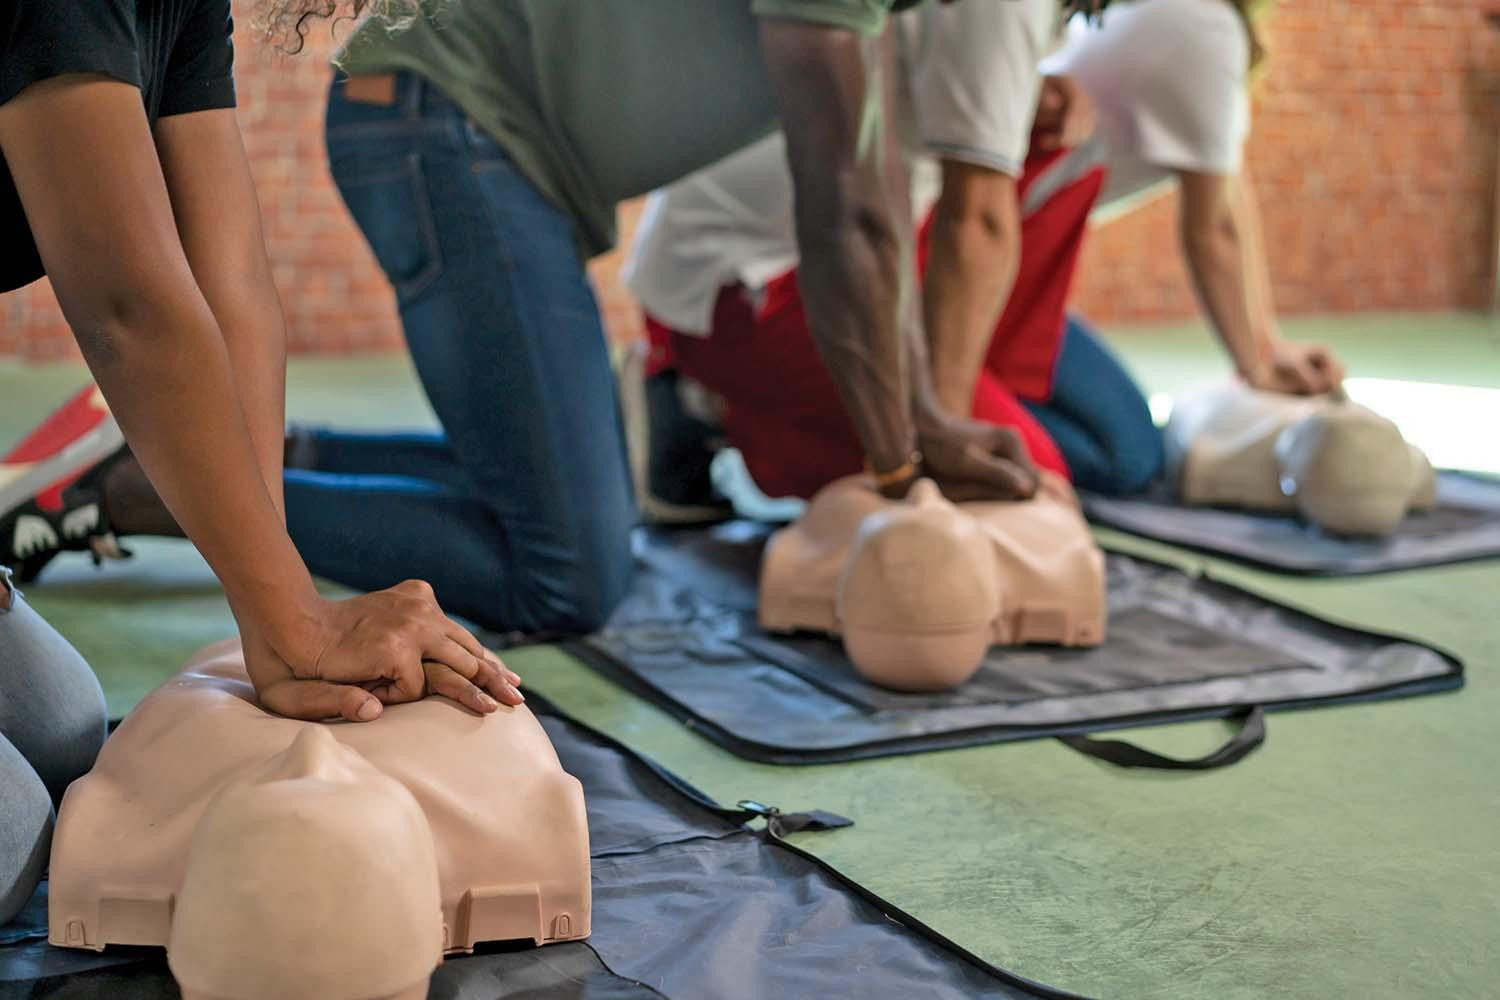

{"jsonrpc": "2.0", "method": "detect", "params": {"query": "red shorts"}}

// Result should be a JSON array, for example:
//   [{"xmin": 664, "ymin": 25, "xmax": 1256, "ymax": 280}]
[{"xmin": 644, "ymin": 145, "xmax": 1104, "ymax": 500}]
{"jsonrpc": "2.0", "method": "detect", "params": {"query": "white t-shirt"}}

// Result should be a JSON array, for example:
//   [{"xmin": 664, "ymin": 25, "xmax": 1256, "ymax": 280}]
[
  {"xmin": 1042, "ymin": 0, "xmax": 1251, "ymax": 218},
  {"xmin": 625, "ymin": 0, "xmax": 1057, "ymax": 335}
]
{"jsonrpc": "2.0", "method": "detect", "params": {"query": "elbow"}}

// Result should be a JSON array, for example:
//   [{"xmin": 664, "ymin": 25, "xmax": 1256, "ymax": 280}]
[
  {"xmin": 931, "ymin": 166, "xmax": 1020, "ymax": 269},
  {"xmin": 795, "ymin": 182, "xmax": 902, "ymax": 284},
  {"xmin": 58, "ymin": 270, "xmax": 208, "ymax": 369},
  {"xmin": 932, "ymin": 192, "xmax": 1020, "ymax": 263},
  {"xmin": 1180, "ymin": 220, "xmax": 1234, "ymax": 268}
]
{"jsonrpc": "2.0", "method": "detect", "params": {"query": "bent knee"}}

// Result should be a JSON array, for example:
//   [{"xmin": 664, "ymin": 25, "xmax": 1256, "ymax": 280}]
[
  {"xmin": 1104, "ymin": 431, "xmax": 1165, "ymax": 495},
  {"xmin": 516, "ymin": 533, "xmax": 635, "ymax": 634},
  {"xmin": 0, "ymin": 742, "xmax": 53, "ymax": 925}
]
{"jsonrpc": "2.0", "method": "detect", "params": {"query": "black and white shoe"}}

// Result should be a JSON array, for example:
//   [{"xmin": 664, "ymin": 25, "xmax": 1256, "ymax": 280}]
[{"xmin": 0, "ymin": 385, "xmax": 131, "ymax": 581}]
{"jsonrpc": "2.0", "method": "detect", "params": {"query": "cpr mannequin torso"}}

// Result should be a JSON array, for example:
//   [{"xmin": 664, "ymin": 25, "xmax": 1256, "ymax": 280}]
[
  {"xmin": 49, "ymin": 641, "xmax": 590, "ymax": 1000},
  {"xmin": 1166, "ymin": 383, "xmax": 1436, "ymax": 536},
  {"xmin": 760, "ymin": 475, "xmax": 1106, "ymax": 691}
]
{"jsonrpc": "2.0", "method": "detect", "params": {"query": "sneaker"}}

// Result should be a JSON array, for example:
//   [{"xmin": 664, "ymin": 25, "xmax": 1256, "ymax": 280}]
[
  {"xmin": 617, "ymin": 339, "xmax": 735, "ymax": 524},
  {"xmin": 0, "ymin": 385, "xmax": 130, "ymax": 581}
]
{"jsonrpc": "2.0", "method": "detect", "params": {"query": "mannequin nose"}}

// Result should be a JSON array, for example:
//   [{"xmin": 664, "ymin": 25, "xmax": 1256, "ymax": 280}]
[
  {"xmin": 265, "ymin": 725, "xmax": 356, "ymax": 783},
  {"xmin": 904, "ymin": 478, "xmax": 945, "ymax": 507}
]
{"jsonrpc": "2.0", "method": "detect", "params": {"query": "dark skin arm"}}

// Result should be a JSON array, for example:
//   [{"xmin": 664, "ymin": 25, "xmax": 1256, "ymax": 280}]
[
  {"xmin": 758, "ymin": 20, "xmax": 1036, "ymax": 501},
  {"xmin": 0, "ymin": 77, "xmax": 520, "ymax": 720}
]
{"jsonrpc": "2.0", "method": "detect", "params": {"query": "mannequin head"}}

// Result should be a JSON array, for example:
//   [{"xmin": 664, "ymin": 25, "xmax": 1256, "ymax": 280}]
[
  {"xmin": 838, "ymin": 480, "xmax": 1001, "ymax": 691},
  {"xmin": 168, "ymin": 727, "xmax": 442, "ymax": 1000},
  {"xmin": 760, "ymin": 474, "xmax": 1106, "ymax": 692},
  {"xmin": 1275, "ymin": 403, "xmax": 1420, "ymax": 536},
  {"xmin": 1168, "ymin": 384, "xmax": 1437, "ymax": 536}
]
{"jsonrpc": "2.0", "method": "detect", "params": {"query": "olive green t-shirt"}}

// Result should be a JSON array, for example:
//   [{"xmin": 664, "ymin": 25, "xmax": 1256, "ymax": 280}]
[{"xmin": 338, "ymin": 0, "xmax": 890, "ymax": 258}]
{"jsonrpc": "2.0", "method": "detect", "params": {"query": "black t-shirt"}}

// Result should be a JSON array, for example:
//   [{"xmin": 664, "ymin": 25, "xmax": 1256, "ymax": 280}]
[{"xmin": 0, "ymin": 0, "xmax": 236, "ymax": 293}]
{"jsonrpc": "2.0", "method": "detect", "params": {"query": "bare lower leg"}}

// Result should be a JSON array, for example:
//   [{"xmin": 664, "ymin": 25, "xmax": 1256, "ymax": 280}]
[
  {"xmin": 101, "ymin": 454, "xmax": 186, "ymax": 538},
  {"xmin": 102, "ymin": 430, "xmax": 309, "ymax": 538}
]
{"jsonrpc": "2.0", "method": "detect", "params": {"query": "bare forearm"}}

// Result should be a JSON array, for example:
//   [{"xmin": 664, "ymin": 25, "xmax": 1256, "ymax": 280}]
[
  {"xmin": 156, "ymin": 113, "xmax": 288, "ymax": 517},
  {"xmin": 761, "ymin": 20, "xmax": 914, "ymax": 473},
  {"xmin": 1182, "ymin": 224, "xmax": 1261, "ymax": 375},
  {"xmin": 797, "ymin": 215, "xmax": 914, "ymax": 471},
  {"xmin": 200, "ymin": 286, "xmax": 288, "ymax": 518},
  {"xmin": 924, "ymin": 176, "xmax": 1021, "ymax": 416},
  {"xmin": 78, "ymin": 299, "xmax": 317, "ymax": 635},
  {"xmin": 1229, "ymin": 168, "xmax": 1278, "ymax": 342}
]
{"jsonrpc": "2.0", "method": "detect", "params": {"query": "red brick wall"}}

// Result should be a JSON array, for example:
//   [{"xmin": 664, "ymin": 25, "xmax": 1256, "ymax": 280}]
[
  {"xmin": 3, "ymin": 0, "xmax": 1497, "ymax": 360},
  {"xmin": 1072, "ymin": 0, "xmax": 1500, "ymax": 321}
]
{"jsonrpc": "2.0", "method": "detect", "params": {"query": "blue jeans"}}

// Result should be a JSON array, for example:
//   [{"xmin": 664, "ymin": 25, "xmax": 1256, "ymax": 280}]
[
  {"xmin": 301, "ymin": 73, "xmax": 636, "ymax": 633},
  {"xmin": 1022, "ymin": 316, "xmax": 1164, "ymax": 495}
]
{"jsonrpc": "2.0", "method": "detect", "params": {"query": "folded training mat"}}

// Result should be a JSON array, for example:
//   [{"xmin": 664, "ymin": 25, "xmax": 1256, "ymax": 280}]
[
  {"xmin": 1080, "ymin": 471, "xmax": 1500, "ymax": 576},
  {"xmin": 567, "ymin": 523, "xmax": 1462, "ymax": 766},
  {"xmin": 0, "ymin": 696, "xmax": 1077, "ymax": 1000}
]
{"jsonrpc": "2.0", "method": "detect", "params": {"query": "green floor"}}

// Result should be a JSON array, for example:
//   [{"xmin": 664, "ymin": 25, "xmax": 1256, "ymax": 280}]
[{"xmin": 4, "ymin": 313, "xmax": 1498, "ymax": 999}]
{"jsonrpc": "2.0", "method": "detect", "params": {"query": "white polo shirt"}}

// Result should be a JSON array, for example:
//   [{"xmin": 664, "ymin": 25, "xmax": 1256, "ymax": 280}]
[
  {"xmin": 625, "ymin": 0, "xmax": 1058, "ymax": 336},
  {"xmin": 1043, "ymin": 0, "xmax": 1252, "ymax": 219}
]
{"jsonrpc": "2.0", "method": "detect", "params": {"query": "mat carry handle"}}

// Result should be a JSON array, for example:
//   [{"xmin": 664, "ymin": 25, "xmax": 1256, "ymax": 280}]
[{"xmin": 1056, "ymin": 704, "xmax": 1266, "ymax": 770}]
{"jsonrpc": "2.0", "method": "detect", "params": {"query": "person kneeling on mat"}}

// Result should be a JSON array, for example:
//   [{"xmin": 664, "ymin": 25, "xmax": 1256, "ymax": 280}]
[
  {"xmin": 1014, "ymin": 0, "xmax": 1347, "ymax": 493},
  {"xmin": 625, "ymin": 0, "xmax": 1070, "ymax": 513},
  {"xmin": 2, "ymin": 0, "xmax": 1100, "ymax": 636}
]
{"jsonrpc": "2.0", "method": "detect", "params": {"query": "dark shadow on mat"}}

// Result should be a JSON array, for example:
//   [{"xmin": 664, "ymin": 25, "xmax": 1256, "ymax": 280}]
[
  {"xmin": 1081, "ymin": 471, "xmax": 1500, "ymax": 576},
  {"xmin": 567, "ymin": 523, "xmax": 1462, "ymax": 765},
  {"xmin": 0, "ymin": 697, "xmax": 1084, "ymax": 1000}
]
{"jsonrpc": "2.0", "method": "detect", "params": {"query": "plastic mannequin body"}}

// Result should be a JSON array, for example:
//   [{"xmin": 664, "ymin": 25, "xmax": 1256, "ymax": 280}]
[
  {"xmin": 1165, "ymin": 383, "xmax": 1436, "ymax": 536},
  {"xmin": 49, "ymin": 641, "xmax": 590, "ymax": 999},
  {"xmin": 761, "ymin": 474, "xmax": 1106, "ymax": 691}
]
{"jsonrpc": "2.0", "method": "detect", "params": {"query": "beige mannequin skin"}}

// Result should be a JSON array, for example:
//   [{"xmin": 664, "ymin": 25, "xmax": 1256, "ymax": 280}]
[
  {"xmin": 50, "ymin": 641, "xmax": 590, "ymax": 997},
  {"xmin": 169, "ymin": 727, "xmax": 443, "ymax": 1000},
  {"xmin": 761, "ymin": 474, "xmax": 1106, "ymax": 692},
  {"xmin": 1166, "ymin": 383, "xmax": 1436, "ymax": 536}
]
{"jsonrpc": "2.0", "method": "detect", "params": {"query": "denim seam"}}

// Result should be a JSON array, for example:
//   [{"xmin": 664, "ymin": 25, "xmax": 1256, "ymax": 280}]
[
  {"xmin": 325, "ymin": 120, "xmax": 454, "ymax": 143},
  {"xmin": 399, "ymin": 154, "xmax": 445, "ymax": 304},
  {"xmin": 333, "ymin": 153, "xmax": 446, "ymax": 305}
]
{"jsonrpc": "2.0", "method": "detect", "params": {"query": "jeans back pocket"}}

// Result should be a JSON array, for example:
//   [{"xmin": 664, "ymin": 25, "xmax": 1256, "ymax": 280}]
[{"xmin": 330, "ymin": 152, "xmax": 444, "ymax": 307}]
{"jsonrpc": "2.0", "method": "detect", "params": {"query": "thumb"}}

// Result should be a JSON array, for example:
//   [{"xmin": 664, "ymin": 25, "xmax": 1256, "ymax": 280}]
[{"xmin": 260, "ymin": 678, "xmax": 383, "ymax": 723}]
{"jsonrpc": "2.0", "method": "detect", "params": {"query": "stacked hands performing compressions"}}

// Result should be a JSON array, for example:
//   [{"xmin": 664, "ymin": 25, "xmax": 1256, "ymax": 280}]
[
  {"xmin": 242, "ymin": 580, "xmax": 523, "ymax": 725},
  {"xmin": 1244, "ymin": 337, "xmax": 1346, "ymax": 397},
  {"xmin": 913, "ymin": 407, "xmax": 1043, "ymax": 503}
]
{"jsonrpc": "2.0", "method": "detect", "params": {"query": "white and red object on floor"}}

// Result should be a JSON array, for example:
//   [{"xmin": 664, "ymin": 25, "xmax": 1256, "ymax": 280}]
[{"xmin": 0, "ymin": 385, "xmax": 128, "ymax": 580}]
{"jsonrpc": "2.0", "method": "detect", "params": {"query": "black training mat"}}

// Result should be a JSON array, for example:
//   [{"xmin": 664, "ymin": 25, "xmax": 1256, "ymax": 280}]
[
  {"xmin": 566, "ymin": 523, "xmax": 1462, "ymax": 766},
  {"xmin": 1081, "ymin": 471, "xmax": 1500, "ymax": 576},
  {"xmin": 0, "ymin": 698, "xmax": 1078, "ymax": 1000}
]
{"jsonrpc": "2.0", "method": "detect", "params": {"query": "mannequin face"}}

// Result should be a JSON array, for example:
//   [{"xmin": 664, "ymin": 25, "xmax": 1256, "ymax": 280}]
[
  {"xmin": 839, "ymin": 480, "xmax": 1002, "ymax": 691},
  {"xmin": 1275, "ymin": 403, "xmax": 1415, "ymax": 536},
  {"xmin": 169, "ymin": 727, "xmax": 443, "ymax": 1000},
  {"xmin": 760, "ymin": 475, "xmax": 1106, "ymax": 692}
]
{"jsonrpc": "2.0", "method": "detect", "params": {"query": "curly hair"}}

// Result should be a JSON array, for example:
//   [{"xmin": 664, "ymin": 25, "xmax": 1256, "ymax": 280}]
[{"xmin": 257, "ymin": 1, "xmax": 418, "ymax": 53}]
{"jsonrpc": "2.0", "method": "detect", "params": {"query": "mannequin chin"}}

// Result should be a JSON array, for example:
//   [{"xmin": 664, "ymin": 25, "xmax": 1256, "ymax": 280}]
[
  {"xmin": 169, "ymin": 728, "xmax": 443, "ymax": 1000},
  {"xmin": 49, "ymin": 642, "xmax": 591, "ymax": 995},
  {"xmin": 761, "ymin": 474, "xmax": 1106, "ymax": 692},
  {"xmin": 1167, "ymin": 383, "xmax": 1435, "ymax": 537}
]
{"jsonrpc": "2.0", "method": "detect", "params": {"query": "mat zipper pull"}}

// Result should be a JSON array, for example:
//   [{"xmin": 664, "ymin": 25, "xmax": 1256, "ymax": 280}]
[{"xmin": 736, "ymin": 800, "xmax": 853, "ymax": 838}]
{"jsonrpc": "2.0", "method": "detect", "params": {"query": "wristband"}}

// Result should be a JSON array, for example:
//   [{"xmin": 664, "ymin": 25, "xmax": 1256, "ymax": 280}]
[{"xmin": 866, "ymin": 451, "xmax": 923, "ymax": 489}]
